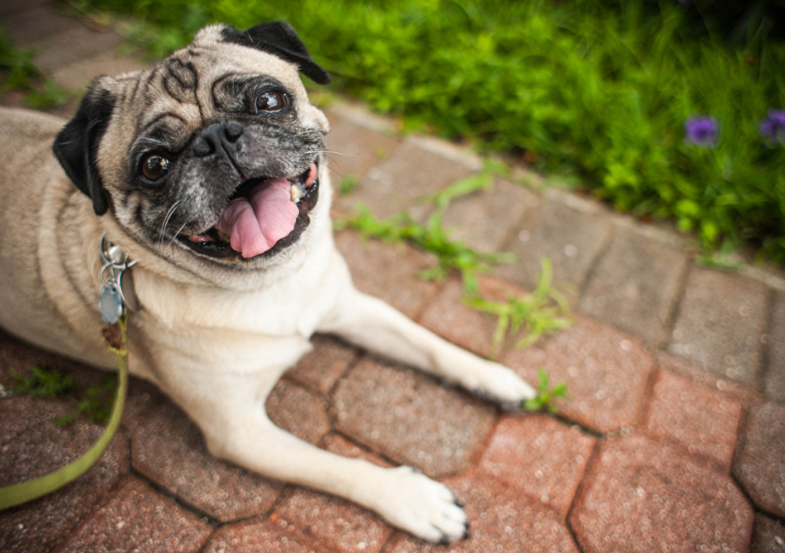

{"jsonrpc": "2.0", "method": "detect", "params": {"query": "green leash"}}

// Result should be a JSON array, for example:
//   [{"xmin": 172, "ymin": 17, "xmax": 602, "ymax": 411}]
[{"xmin": 0, "ymin": 316, "xmax": 129, "ymax": 510}]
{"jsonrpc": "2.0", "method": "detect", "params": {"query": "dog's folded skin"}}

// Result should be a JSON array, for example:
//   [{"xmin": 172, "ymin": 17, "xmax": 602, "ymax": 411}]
[{"xmin": 0, "ymin": 21, "xmax": 535, "ymax": 544}]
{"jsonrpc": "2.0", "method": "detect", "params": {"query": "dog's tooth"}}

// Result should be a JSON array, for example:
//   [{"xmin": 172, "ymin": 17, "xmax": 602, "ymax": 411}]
[
  {"xmin": 216, "ymin": 229, "xmax": 230, "ymax": 242},
  {"xmin": 290, "ymin": 183, "xmax": 303, "ymax": 203}
]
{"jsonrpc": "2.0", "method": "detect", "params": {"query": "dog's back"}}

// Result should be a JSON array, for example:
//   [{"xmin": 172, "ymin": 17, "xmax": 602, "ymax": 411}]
[{"xmin": 0, "ymin": 107, "xmax": 107, "ymax": 364}]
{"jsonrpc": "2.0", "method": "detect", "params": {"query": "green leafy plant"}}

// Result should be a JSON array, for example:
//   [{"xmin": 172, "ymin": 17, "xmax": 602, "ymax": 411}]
[
  {"xmin": 11, "ymin": 365, "xmax": 76, "ymax": 398},
  {"xmin": 11, "ymin": 365, "xmax": 117, "ymax": 426},
  {"xmin": 523, "ymin": 368, "xmax": 568, "ymax": 414}
]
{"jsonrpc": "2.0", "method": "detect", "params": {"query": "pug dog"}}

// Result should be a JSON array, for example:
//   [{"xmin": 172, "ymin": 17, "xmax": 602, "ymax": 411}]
[{"xmin": 0, "ymin": 22, "xmax": 535, "ymax": 543}]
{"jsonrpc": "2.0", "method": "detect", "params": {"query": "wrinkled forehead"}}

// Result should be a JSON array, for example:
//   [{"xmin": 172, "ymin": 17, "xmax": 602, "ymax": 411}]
[{"xmin": 113, "ymin": 40, "xmax": 308, "ymax": 135}]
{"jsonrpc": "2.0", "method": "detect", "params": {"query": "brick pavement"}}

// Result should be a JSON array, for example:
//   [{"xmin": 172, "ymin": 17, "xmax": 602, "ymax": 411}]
[{"xmin": 1, "ymin": 4, "xmax": 785, "ymax": 552}]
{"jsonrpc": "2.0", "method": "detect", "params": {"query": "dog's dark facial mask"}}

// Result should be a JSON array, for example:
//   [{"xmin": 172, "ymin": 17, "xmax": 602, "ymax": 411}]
[{"xmin": 53, "ymin": 21, "xmax": 331, "ymax": 265}]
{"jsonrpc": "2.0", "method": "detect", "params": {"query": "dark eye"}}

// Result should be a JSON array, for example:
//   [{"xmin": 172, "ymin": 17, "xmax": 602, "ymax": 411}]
[
  {"xmin": 140, "ymin": 153, "xmax": 170, "ymax": 183},
  {"xmin": 255, "ymin": 90, "xmax": 287, "ymax": 113}
]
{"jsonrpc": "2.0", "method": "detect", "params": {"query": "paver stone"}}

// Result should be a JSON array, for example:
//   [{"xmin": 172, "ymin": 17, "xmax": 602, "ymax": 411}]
[
  {"xmin": 643, "ymin": 369, "xmax": 742, "ymax": 471},
  {"xmin": 56, "ymin": 477, "xmax": 212, "ymax": 553},
  {"xmin": 0, "ymin": 396, "xmax": 129, "ymax": 553},
  {"xmin": 570, "ymin": 433, "xmax": 754, "ymax": 553},
  {"xmin": 332, "ymin": 356, "xmax": 495, "ymax": 476},
  {"xmin": 273, "ymin": 434, "xmax": 393, "ymax": 553},
  {"xmin": 386, "ymin": 470, "xmax": 579, "ymax": 553},
  {"xmin": 579, "ymin": 231, "xmax": 687, "ymax": 344},
  {"xmin": 733, "ymin": 401, "xmax": 785, "ymax": 518},
  {"xmin": 669, "ymin": 266, "xmax": 768, "ymax": 385},
  {"xmin": 503, "ymin": 316, "xmax": 653, "ymax": 433}
]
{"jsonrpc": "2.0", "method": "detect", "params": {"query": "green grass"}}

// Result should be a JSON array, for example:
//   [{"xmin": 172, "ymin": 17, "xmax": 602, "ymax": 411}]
[
  {"xmin": 68, "ymin": 0, "xmax": 785, "ymax": 264},
  {"xmin": 0, "ymin": 27, "xmax": 72, "ymax": 109}
]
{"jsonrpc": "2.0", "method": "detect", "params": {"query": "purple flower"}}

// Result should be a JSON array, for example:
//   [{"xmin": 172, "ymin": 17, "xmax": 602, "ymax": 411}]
[
  {"xmin": 684, "ymin": 116, "xmax": 719, "ymax": 147},
  {"xmin": 760, "ymin": 109, "xmax": 785, "ymax": 145}
]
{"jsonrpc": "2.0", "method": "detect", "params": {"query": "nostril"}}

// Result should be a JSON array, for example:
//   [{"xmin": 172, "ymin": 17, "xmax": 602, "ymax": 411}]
[
  {"xmin": 225, "ymin": 123, "xmax": 244, "ymax": 142},
  {"xmin": 193, "ymin": 136, "xmax": 214, "ymax": 157}
]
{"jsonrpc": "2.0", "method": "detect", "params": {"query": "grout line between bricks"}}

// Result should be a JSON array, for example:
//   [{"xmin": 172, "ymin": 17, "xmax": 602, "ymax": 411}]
[
  {"xmin": 657, "ymin": 254, "xmax": 693, "ymax": 351},
  {"xmin": 575, "ymin": 225, "xmax": 614, "ymax": 301},
  {"xmin": 659, "ymin": 260, "xmax": 695, "ymax": 355},
  {"xmin": 47, "ymin": 466, "xmax": 131, "ymax": 553},
  {"xmin": 754, "ymin": 287, "xmax": 778, "ymax": 396},
  {"xmin": 128, "ymin": 469, "xmax": 223, "ymax": 529},
  {"xmin": 563, "ymin": 438, "xmax": 600, "ymax": 553}
]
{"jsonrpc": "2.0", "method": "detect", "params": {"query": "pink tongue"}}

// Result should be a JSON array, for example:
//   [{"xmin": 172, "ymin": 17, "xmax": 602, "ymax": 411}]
[{"xmin": 215, "ymin": 178, "xmax": 298, "ymax": 258}]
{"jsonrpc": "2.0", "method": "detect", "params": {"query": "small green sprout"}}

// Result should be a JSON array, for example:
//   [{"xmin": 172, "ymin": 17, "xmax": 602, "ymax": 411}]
[
  {"xmin": 523, "ymin": 368, "xmax": 568, "ymax": 414},
  {"xmin": 465, "ymin": 258, "xmax": 572, "ymax": 358}
]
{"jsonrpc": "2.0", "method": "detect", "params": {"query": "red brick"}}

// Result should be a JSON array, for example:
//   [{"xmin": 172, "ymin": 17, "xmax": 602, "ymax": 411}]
[
  {"xmin": 131, "ymin": 397, "xmax": 283, "ymax": 523},
  {"xmin": 273, "ymin": 435, "xmax": 393, "ymax": 553},
  {"xmin": 332, "ymin": 357, "xmax": 495, "ymax": 476},
  {"xmin": 57, "ymin": 477, "xmax": 212, "ymax": 553},
  {"xmin": 733, "ymin": 401, "xmax": 785, "ymax": 518},
  {"xmin": 418, "ymin": 275, "xmax": 523, "ymax": 359},
  {"xmin": 0, "ymin": 396, "xmax": 129, "ymax": 553},
  {"xmin": 642, "ymin": 369, "xmax": 742, "ymax": 471},
  {"xmin": 284, "ymin": 334, "xmax": 358, "ymax": 395},
  {"xmin": 654, "ymin": 352, "xmax": 759, "ymax": 405},
  {"xmin": 503, "ymin": 317, "xmax": 653, "ymax": 433},
  {"xmin": 266, "ymin": 379, "xmax": 331, "ymax": 445},
  {"xmin": 476, "ymin": 413, "xmax": 595, "ymax": 517},
  {"xmin": 386, "ymin": 471, "xmax": 580, "ymax": 553},
  {"xmin": 201, "ymin": 517, "xmax": 322, "ymax": 553},
  {"xmin": 570, "ymin": 434, "xmax": 754, "ymax": 553},
  {"xmin": 335, "ymin": 229, "xmax": 440, "ymax": 320}
]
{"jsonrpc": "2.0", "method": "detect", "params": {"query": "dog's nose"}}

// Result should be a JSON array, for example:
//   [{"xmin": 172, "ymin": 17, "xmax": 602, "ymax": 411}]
[{"xmin": 193, "ymin": 123, "xmax": 244, "ymax": 157}]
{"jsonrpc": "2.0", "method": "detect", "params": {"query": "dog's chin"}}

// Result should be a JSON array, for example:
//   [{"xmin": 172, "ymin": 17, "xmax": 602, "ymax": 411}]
[{"xmin": 175, "ymin": 163, "xmax": 321, "ymax": 263}]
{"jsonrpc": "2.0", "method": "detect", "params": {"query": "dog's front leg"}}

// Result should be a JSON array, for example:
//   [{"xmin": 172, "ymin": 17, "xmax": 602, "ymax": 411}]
[
  {"xmin": 320, "ymin": 289, "xmax": 536, "ymax": 409},
  {"xmin": 163, "ymin": 368, "xmax": 469, "ymax": 544}
]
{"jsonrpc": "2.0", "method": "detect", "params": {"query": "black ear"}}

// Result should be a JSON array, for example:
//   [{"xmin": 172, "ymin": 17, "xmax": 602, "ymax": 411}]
[
  {"xmin": 221, "ymin": 21, "xmax": 332, "ymax": 85},
  {"xmin": 52, "ymin": 83, "xmax": 115, "ymax": 216}
]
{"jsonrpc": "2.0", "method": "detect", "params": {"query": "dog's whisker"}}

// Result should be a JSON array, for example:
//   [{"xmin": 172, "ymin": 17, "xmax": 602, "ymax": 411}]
[
  {"xmin": 168, "ymin": 220, "xmax": 189, "ymax": 254},
  {"xmin": 158, "ymin": 201, "xmax": 181, "ymax": 247}
]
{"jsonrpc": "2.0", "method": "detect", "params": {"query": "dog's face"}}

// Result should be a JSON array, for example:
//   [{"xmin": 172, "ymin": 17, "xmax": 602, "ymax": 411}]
[{"xmin": 53, "ymin": 22, "xmax": 332, "ymax": 273}]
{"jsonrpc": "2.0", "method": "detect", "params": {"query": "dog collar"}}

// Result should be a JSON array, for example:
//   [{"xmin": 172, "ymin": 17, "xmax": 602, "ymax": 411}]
[{"xmin": 99, "ymin": 235, "xmax": 136, "ymax": 323}]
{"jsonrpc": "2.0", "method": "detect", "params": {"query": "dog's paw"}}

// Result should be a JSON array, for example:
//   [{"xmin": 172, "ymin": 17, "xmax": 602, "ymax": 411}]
[
  {"xmin": 375, "ymin": 466, "xmax": 469, "ymax": 544},
  {"xmin": 472, "ymin": 363, "xmax": 536, "ymax": 410}
]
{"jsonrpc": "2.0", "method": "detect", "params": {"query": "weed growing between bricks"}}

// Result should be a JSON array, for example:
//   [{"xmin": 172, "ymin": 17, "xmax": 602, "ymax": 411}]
[
  {"xmin": 9, "ymin": 365, "xmax": 117, "ymax": 425},
  {"xmin": 337, "ymin": 171, "xmax": 572, "ymax": 411}
]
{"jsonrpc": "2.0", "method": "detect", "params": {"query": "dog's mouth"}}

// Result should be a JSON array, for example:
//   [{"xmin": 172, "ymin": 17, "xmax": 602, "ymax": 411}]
[{"xmin": 179, "ymin": 162, "xmax": 320, "ymax": 259}]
